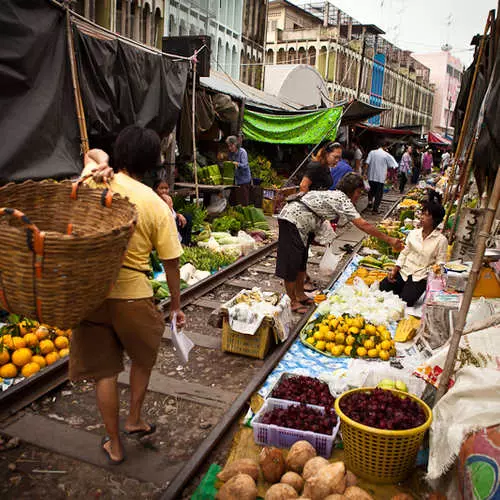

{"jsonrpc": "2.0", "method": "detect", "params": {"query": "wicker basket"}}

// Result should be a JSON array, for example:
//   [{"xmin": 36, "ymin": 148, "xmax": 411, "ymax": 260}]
[
  {"xmin": 0, "ymin": 180, "xmax": 137, "ymax": 328},
  {"xmin": 335, "ymin": 387, "xmax": 432, "ymax": 484},
  {"xmin": 221, "ymin": 316, "xmax": 274, "ymax": 359}
]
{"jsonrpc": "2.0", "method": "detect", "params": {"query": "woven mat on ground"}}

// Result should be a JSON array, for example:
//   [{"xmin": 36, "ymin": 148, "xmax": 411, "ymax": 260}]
[{"xmin": 427, "ymin": 367, "xmax": 500, "ymax": 481}]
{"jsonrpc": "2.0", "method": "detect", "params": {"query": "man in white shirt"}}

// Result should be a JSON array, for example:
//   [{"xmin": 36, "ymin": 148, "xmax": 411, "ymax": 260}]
[
  {"xmin": 440, "ymin": 151, "xmax": 451, "ymax": 174},
  {"xmin": 363, "ymin": 141, "xmax": 398, "ymax": 214},
  {"xmin": 380, "ymin": 193, "xmax": 448, "ymax": 306}
]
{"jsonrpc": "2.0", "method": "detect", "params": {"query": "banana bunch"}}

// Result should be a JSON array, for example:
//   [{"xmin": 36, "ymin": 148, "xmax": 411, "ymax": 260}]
[{"xmin": 394, "ymin": 316, "xmax": 421, "ymax": 342}]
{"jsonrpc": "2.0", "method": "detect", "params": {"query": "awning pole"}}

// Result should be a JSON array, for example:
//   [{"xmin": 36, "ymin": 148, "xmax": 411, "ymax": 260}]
[
  {"xmin": 435, "ymin": 163, "xmax": 500, "ymax": 402},
  {"xmin": 192, "ymin": 57, "xmax": 199, "ymax": 205}
]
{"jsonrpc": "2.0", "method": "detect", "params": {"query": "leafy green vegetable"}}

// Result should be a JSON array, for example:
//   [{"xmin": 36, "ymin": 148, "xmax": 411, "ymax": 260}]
[
  {"xmin": 172, "ymin": 198, "xmax": 208, "ymax": 233},
  {"xmin": 247, "ymin": 154, "xmax": 284, "ymax": 188},
  {"xmin": 180, "ymin": 247, "xmax": 238, "ymax": 271},
  {"xmin": 212, "ymin": 215, "xmax": 241, "ymax": 233}
]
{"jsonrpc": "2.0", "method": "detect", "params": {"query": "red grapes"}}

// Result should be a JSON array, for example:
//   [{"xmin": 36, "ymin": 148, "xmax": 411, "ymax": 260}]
[
  {"xmin": 340, "ymin": 388, "xmax": 426, "ymax": 430},
  {"xmin": 270, "ymin": 375, "xmax": 336, "ymax": 408}
]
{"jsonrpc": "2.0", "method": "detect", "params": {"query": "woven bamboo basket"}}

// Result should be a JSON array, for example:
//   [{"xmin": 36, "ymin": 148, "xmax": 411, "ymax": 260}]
[{"xmin": 0, "ymin": 179, "xmax": 137, "ymax": 328}]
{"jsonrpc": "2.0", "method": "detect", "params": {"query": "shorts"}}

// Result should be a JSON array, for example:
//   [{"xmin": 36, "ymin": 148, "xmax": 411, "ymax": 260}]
[
  {"xmin": 275, "ymin": 219, "xmax": 309, "ymax": 282},
  {"xmin": 69, "ymin": 298, "xmax": 165, "ymax": 381}
]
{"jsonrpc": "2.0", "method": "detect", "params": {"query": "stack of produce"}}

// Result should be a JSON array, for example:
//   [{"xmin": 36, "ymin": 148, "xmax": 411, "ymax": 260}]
[
  {"xmin": 0, "ymin": 316, "xmax": 71, "ymax": 383},
  {"xmin": 345, "ymin": 267, "xmax": 388, "ymax": 287},
  {"xmin": 198, "ymin": 164, "xmax": 222, "ymax": 185},
  {"xmin": 222, "ymin": 161, "xmax": 236, "ymax": 185},
  {"xmin": 301, "ymin": 314, "xmax": 397, "ymax": 360},
  {"xmin": 269, "ymin": 374, "xmax": 336, "ymax": 408},
  {"xmin": 214, "ymin": 444, "xmax": 376, "ymax": 499},
  {"xmin": 248, "ymin": 154, "xmax": 284, "ymax": 188}
]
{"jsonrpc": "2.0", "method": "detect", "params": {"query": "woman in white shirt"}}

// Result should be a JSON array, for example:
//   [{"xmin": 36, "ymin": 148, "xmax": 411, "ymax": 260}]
[{"xmin": 380, "ymin": 192, "xmax": 447, "ymax": 306}]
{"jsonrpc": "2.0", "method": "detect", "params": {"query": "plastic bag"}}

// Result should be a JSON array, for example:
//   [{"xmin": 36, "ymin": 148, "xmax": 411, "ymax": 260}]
[
  {"xmin": 206, "ymin": 193, "xmax": 227, "ymax": 215},
  {"xmin": 319, "ymin": 244, "xmax": 343, "ymax": 275},
  {"xmin": 314, "ymin": 220, "xmax": 336, "ymax": 246},
  {"xmin": 170, "ymin": 312, "xmax": 194, "ymax": 364},
  {"xmin": 363, "ymin": 179, "xmax": 370, "ymax": 191}
]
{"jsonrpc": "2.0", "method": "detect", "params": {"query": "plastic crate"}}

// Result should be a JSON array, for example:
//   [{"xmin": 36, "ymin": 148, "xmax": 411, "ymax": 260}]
[
  {"xmin": 252, "ymin": 398, "xmax": 340, "ymax": 457},
  {"xmin": 221, "ymin": 316, "xmax": 274, "ymax": 359}
]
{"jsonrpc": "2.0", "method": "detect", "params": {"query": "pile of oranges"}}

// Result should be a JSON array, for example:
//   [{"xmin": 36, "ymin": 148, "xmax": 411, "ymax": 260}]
[
  {"xmin": 0, "ymin": 318, "xmax": 71, "ymax": 381},
  {"xmin": 302, "ymin": 314, "xmax": 396, "ymax": 360}
]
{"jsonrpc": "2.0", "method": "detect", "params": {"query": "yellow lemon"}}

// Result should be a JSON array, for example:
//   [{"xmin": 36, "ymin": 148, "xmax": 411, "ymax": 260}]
[
  {"xmin": 364, "ymin": 339, "xmax": 375, "ymax": 350},
  {"xmin": 0, "ymin": 363, "xmax": 18, "ymax": 379},
  {"xmin": 377, "ymin": 324, "xmax": 387, "ymax": 333},
  {"xmin": 379, "ymin": 349, "xmax": 390, "ymax": 361},
  {"xmin": 39, "ymin": 339, "xmax": 55, "ymax": 355},
  {"xmin": 11, "ymin": 348, "xmax": 32, "ymax": 367},
  {"xmin": 54, "ymin": 336, "xmax": 69, "ymax": 350},
  {"xmin": 23, "ymin": 333, "xmax": 39, "ymax": 348},
  {"xmin": 332, "ymin": 345, "xmax": 344, "ymax": 356},
  {"xmin": 45, "ymin": 352, "xmax": 60, "ymax": 365},
  {"xmin": 327, "ymin": 314, "xmax": 336, "ymax": 320},
  {"xmin": 306, "ymin": 337, "xmax": 315, "ymax": 345},
  {"xmin": 314, "ymin": 331, "xmax": 325, "ymax": 341},
  {"xmin": 18, "ymin": 321, "xmax": 29, "ymax": 336},
  {"xmin": 334, "ymin": 332, "xmax": 345, "ymax": 345},
  {"xmin": 368, "ymin": 348, "xmax": 378, "ymax": 358},
  {"xmin": 356, "ymin": 347, "xmax": 367, "ymax": 357},
  {"xmin": 59, "ymin": 348, "xmax": 69, "ymax": 357},
  {"xmin": 316, "ymin": 341, "xmax": 326, "ymax": 351},
  {"xmin": 0, "ymin": 350, "xmax": 10, "ymax": 365},
  {"xmin": 32, "ymin": 355, "xmax": 47, "ymax": 369},
  {"xmin": 379, "ymin": 330, "xmax": 392, "ymax": 341},
  {"xmin": 325, "ymin": 342, "xmax": 333, "ymax": 352},
  {"xmin": 21, "ymin": 362, "xmax": 41, "ymax": 378},
  {"xmin": 321, "ymin": 320, "xmax": 329, "ymax": 326},
  {"xmin": 346, "ymin": 335, "xmax": 356, "ymax": 346},
  {"xmin": 325, "ymin": 331, "xmax": 335, "ymax": 341},
  {"xmin": 318, "ymin": 324, "xmax": 330, "ymax": 335},
  {"xmin": 380, "ymin": 340, "xmax": 392, "ymax": 351},
  {"xmin": 1, "ymin": 334, "xmax": 14, "ymax": 350},
  {"xmin": 365, "ymin": 324, "xmax": 376, "ymax": 335},
  {"xmin": 344, "ymin": 345, "xmax": 353, "ymax": 356},
  {"xmin": 348, "ymin": 326, "xmax": 360, "ymax": 335},
  {"xmin": 360, "ymin": 328, "xmax": 366, "ymax": 335}
]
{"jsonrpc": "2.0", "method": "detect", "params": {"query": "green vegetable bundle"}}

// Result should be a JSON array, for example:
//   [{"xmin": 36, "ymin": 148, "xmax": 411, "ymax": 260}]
[
  {"xmin": 172, "ymin": 198, "xmax": 208, "ymax": 233},
  {"xmin": 247, "ymin": 154, "xmax": 284, "ymax": 188},
  {"xmin": 212, "ymin": 215, "xmax": 241, "ymax": 233},
  {"xmin": 222, "ymin": 161, "xmax": 236, "ymax": 185},
  {"xmin": 180, "ymin": 247, "xmax": 238, "ymax": 271}
]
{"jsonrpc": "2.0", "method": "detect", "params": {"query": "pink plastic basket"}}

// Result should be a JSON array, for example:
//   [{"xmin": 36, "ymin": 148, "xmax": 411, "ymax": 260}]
[{"xmin": 252, "ymin": 398, "xmax": 340, "ymax": 457}]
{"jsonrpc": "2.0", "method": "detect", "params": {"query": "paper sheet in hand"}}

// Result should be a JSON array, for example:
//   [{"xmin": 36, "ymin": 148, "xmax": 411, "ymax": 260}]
[{"xmin": 170, "ymin": 313, "xmax": 194, "ymax": 364}]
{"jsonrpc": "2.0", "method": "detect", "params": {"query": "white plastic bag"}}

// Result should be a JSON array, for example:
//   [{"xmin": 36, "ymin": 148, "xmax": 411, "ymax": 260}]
[
  {"xmin": 170, "ymin": 312, "xmax": 194, "ymax": 364},
  {"xmin": 319, "ymin": 244, "xmax": 343, "ymax": 275},
  {"xmin": 314, "ymin": 220, "xmax": 336, "ymax": 246},
  {"xmin": 363, "ymin": 179, "xmax": 370, "ymax": 191}
]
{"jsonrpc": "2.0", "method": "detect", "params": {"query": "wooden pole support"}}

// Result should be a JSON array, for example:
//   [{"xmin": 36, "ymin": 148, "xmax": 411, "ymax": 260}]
[
  {"xmin": 191, "ymin": 59, "xmax": 199, "ymax": 206},
  {"xmin": 435, "ymin": 163, "xmax": 500, "ymax": 402}
]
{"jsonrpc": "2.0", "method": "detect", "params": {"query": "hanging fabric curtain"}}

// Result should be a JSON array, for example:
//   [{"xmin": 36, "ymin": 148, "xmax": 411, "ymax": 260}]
[{"xmin": 242, "ymin": 107, "xmax": 342, "ymax": 144}]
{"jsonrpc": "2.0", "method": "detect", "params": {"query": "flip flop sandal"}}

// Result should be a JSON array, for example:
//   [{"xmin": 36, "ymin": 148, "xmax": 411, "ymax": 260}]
[
  {"xmin": 124, "ymin": 422, "xmax": 157, "ymax": 438},
  {"xmin": 101, "ymin": 436, "xmax": 126, "ymax": 465},
  {"xmin": 299, "ymin": 297, "xmax": 314, "ymax": 306}
]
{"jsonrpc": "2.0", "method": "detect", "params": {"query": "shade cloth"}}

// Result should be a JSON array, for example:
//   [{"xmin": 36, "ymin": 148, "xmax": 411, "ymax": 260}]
[
  {"xmin": 242, "ymin": 107, "xmax": 342, "ymax": 144},
  {"xmin": 428, "ymin": 131, "xmax": 452, "ymax": 146}
]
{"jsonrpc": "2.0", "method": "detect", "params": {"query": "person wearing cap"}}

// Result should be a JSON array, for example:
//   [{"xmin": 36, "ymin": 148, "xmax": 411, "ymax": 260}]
[
  {"xmin": 299, "ymin": 142, "xmax": 342, "ymax": 192},
  {"xmin": 226, "ymin": 135, "xmax": 252, "ymax": 206}
]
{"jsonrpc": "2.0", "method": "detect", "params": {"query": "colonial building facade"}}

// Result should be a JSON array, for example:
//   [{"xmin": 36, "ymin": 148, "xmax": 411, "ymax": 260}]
[{"xmin": 265, "ymin": 1, "xmax": 434, "ymax": 128}]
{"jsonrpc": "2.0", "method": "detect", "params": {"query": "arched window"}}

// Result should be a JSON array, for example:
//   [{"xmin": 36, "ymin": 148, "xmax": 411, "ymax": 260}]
[
  {"xmin": 142, "ymin": 3, "xmax": 151, "ymax": 44},
  {"xmin": 190, "ymin": 24, "xmax": 196, "ymax": 35},
  {"xmin": 130, "ymin": 1, "xmax": 138, "ymax": 39},
  {"xmin": 240, "ymin": 50, "xmax": 247, "ymax": 82},
  {"xmin": 153, "ymin": 8, "xmax": 162, "ymax": 48},
  {"xmin": 225, "ymin": 43, "xmax": 230, "ymax": 74},
  {"xmin": 231, "ymin": 46, "xmax": 237, "ymax": 79},
  {"xmin": 277, "ymin": 48, "xmax": 286, "ymax": 64},
  {"xmin": 308, "ymin": 46, "xmax": 316, "ymax": 66},
  {"xmin": 179, "ymin": 20, "xmax": 186, "ymax": 36},
  {"xmin": 298, "ymin": 47, "xmax": 306, "ymax": 64},
  {"xmin": 169, "ymin": 14, "xmax": 177, "ymax": 36},
  {"xmin": 266, "ymin": 49, "xmax": 274, "ymax": 65},
  {"xmin": 287, "ymin": 48, "xmax": 296, "ymax": 64},
  {"xmin": 217, "ymin": 39, "xmax": 223, "ymax": 70}
]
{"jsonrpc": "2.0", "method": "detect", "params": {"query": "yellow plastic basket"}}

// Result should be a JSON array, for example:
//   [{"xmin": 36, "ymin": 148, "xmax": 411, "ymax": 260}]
[{"xmin": 334, "ymin": 387, "xmax": 432, "ymax": 484}]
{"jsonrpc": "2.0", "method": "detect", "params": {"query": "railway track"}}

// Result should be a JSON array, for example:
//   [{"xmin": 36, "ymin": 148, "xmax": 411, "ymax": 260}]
[{"xmin": 0, "ymin": 195, "xmax": 402, "ymax": 499}]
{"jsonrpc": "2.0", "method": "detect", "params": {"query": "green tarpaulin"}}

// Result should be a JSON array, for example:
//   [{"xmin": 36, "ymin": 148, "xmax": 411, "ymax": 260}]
[{"xmin": 242, "ymin": 107, "xmax": 342, "ymax": 144}]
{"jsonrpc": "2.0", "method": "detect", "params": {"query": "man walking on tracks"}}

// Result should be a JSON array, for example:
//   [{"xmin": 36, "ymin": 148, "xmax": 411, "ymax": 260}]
[{"xmin": 70, "ymin": 126, "xmax": 186, "ymax": 465}]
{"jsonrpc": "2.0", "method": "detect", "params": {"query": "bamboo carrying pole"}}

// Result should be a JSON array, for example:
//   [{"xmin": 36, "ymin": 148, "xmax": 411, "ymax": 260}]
[
  {"xmin": 65, "ymin": 4, "xmax": 89, "ymax": 155},
  {"xmin": 191, "ymin": 57, "xmax": 199, "ymax": 205},
  {"xmin": 435, "ymin": 163, "xmax": 500, "ymax": 402}
]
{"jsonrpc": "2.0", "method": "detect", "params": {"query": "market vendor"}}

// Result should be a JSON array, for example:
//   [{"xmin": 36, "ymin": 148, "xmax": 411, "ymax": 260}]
[
  {"xmin": 276, "ymin": 173, "xmax": 405, "ymax": 314},
  {"xmin": 299, "ymin": 142, "xmax": 342, "ymax": 192},
  {"xmin": 380, "ymin": 192, "xmax": 447, "ymax": 306},
  {"xmin": 226, "ymin": 135, "xmax": 251, "ymax": 206},
  {"xmin": 70, "ymin": 126, "xmax": 186, "ymax": 465}
]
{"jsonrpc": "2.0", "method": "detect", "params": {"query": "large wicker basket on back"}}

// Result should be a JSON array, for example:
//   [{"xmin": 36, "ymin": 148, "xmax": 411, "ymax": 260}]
[{"xmin": 0, "ymin": 179, "xmax": 137, "ymax": 328}]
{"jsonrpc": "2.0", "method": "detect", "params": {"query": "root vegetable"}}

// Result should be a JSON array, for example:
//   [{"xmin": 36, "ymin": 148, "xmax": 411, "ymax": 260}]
[
  {"xmin": 302, "ymin": 456, "xmax": 329, "ymax": 481},
  {"xmin": 217, "ymin": 458, "xmax": 260, "ymax": 482},
  {"xmin": 345, "ymin": 471, "xmax": 357, "ymax": 487},
  {"xmin": 286, "ymin": 441, "xmax": 317, "ymax": 473},
  {"xmin": 343, "ymin": 486, "xmax": 374, "ymax": 499},
  {"xmin": 216, "ymin": 473, "xmax": 258, "ymax": 500},
  {"xmin": 302, "ymin": 462, "xmax": 346, "ymax": 500},
  {"xmin": 264, "ymin": 483, "xmax": 299, "ymax": 500},
  {"xmin": 280, "ymin": 471, "xmax": 304, "ymax": 493},
  {"xmin": 260, "ymin": 447, "xmax": 286, "ymax": 483}
]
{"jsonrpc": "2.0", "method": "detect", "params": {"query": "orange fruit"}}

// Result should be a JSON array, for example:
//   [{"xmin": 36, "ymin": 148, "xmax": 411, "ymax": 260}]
[
  {"xmin": 58, "ymin": 348, "xmax": 69, "ymax": 358},
  {"xmin": 0, "ymin": 350, "xmax": 10, "ymax": 365},
  {"xmin": 21, "ymin": 362, "xmax": 40, "ymax": 378},
  {"xmin": 45, "ymin": 351, "xmax": 60, "ymax": 365},
  {"xmin": 12, "ymin": 336, "xmax": 27, "ymax": 349},
  {"xmin": 11, "ymin": 348, "xmax": 33, "ymax": 367},
  {"xmin": 32, "ymin": 355, "xmax": 47, "ymax": 369},
  {"xmin": 54, "ymin": 336, "xmax": 69, "ymax": 350},
  {"xmin": 18, "ymin": 321, "xmax": 29, "ymax": 336},
  {"xmin": 0, "ymin": 363, "xmax": 18, "ymax": 379},
  {"xmin": 39, "ymin": 339, "xmax": 55, "ymax": 355},
  {"xmin": 66, "ymin": 330, "xmax": 72, "ymax": 339},
  {"xmin": 23, "ymin": 333, "xmax": 39, "ymax": 348},
  {"xmin": 35, "ymin": 326, "xmax": 50, "ymax": 340},
  {"xmin": 0, "ymin": 334, "xmax": 14, "ymax": 350}
]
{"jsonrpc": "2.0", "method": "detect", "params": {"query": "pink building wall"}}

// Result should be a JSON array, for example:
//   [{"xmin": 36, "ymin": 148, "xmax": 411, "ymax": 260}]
[{"xmin": 413, "ymin": 51, "xmax": 463, "ymax": 137}]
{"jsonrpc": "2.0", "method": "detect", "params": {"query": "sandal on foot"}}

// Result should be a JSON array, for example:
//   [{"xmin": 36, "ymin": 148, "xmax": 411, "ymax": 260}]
[
  {"xmin": 299, "ymin": 297, "xmax": 314, "ymax": 306},
  {"xmin": 303, "ymin": 282, "xmax": 316, "ymax": 292},
  {"xmin": 101, "ymin": 436, "xmax": 125, "ymax": 465},
  {"xmin": 124, "ymin": 422, "xmax": 157, "ymax": 437}
]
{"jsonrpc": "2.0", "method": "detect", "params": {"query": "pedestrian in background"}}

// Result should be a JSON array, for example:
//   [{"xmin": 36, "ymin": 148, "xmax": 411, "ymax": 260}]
[
  {"xmin": 399, "ymin": 145, "xmax": 412, "ymax": 194},
  {"xmin": 329, "ymin": 147, "xmax": 353, "ymax": 190},
  {"xmin": 411, "ymin": 145, "xmax": 422, "ymax": 184},
  {"xmin": 440, "ymin": 150, "xmax": 451, "ymax": 174},
  {"xmin": 350, "ymin": 137, "xmax": 363, "ymax": 174},
  {"xmin": 364, "ymin": 141, "xmax": 398, "ymax": 214},
  {"xmin": 422, "ymin": 148, "xmax": 433, "ymax": 175},
  {"xmin": 227, "ymin": 135, "xmax": 251, "ymax": 206},
  {"xmin": 299, "ymin": 141, "xmax": 341, "ymax": 192}
]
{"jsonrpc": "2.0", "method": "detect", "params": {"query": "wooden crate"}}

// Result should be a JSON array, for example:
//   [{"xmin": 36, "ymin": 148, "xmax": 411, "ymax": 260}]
[
  {"xmin": 262, "ymin": 186, "xmax": 298, "ymax": 215},
  {"xmin": 221, "ymin": 316, "xmax": 275, "ymax": 359}
]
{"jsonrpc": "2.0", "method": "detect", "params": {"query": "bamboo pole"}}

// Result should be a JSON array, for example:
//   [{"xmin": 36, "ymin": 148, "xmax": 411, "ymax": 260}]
[
  {"xmin": 442, "ymin": 12, "xmax": 492, "ymax": 206},
  {"xmin": 65, "ymin": 4, "xmax": 89, "ymax": 155},
  {"xmin": 191, "ymin": 56, "xmax": 199, "ymax": 206},
  {"xmin": 435, "ymin": 163, "xmax": 500, "ymax": 402}
]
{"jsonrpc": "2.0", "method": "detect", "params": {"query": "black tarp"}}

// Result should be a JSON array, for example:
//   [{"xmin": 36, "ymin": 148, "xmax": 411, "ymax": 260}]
[
  {"xmin": 0, "ymin": 0, "xmax": 81, "ymax": 183},
  {"xmin": 74, "ymin": 28, "xmax": 190, "ymax": 146}
]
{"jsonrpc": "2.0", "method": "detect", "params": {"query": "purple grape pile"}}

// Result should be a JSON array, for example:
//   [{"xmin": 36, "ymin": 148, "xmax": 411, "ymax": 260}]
[
  {"xmin": 270, "ymin": 375, "xmax": 336, "ymax": 408},
  {"xmin": 340, "ymin": 388, "xmax": 426, "ymax": 430},
  {"xmin": 259, "ymin": 402, "xmax": 337, "ymax": 435}
]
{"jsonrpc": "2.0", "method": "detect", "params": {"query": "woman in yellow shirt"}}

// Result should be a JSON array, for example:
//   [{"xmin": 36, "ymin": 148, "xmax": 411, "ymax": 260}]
[{"xmin": 380, "ymin": 192, "xmax": 447, "ymax": 306}]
